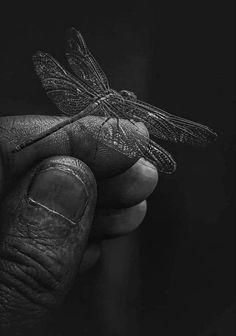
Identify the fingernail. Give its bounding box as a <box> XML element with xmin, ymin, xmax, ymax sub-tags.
<box><xmin>28</xmin><ymin>167</ymin><xmax>88</xmax><ymax>223</ymax></box>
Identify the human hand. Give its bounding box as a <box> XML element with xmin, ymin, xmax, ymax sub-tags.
<box><xmin>0</xmin><ymin>114</ymin><xmax>158</xmax><ymax>335</ymax></box>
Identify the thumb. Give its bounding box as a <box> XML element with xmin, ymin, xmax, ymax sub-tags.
<box><xmin>0</xmin><ymin>156</ymin><xmax>96</xmax><ymax>335</ymax></box>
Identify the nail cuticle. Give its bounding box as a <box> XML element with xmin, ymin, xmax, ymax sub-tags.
<box><xmin>33</xmin><ymin>163</ymin><xmax>89</xmax><ymax>193</ymax></box>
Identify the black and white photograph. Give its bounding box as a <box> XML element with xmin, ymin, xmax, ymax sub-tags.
<box><xmin>0</xmin><ymin>2</ymin><xmax>234</xmax><ymax>335</ymax></box>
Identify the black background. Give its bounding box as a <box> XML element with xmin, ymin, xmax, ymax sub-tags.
<box><xmin>0</xmin><ymin>1</ymin><xmax>234</xmax><ymax>335</ymax></box>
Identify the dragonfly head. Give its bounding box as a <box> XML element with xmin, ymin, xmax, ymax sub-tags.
<box><xmin>119</xmin><ymin>90</ymin><xmax>137</xmax><ymax>101</ymax></box>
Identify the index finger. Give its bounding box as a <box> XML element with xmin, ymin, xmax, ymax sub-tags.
<box><xmin>0</xmin><ymin>115</ymin><xmax>149</xmax><ymax>189</ymax></box>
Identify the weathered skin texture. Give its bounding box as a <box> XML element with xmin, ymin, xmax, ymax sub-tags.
<box><xmin>0</xmin><ymin>157</ymin><xmax>97</xmax><ymax>335</ymax></box>
<box><xmin>0</xmin><ymin>115</ymin><xmax>157</xmax><ymax>335</ymax></box>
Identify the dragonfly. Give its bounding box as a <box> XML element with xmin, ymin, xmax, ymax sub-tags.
<box><xmin>12</xmin><ymin>27</ymin><xmax>217</xmax><ymax>173</ymax></box>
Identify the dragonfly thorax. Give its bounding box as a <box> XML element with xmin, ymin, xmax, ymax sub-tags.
<box><xmin>119</xmin><ymin>90</ymin><xmax>137</xmax><ymax>101</ymax></box>
<box><xmin>95</xmin><ymin>89</ymin><xmax>118</xmax><ymax>101</ymax></box>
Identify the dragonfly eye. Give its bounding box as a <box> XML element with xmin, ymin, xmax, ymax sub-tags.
<box><xmin>120</xmin><ymin>90</ymin><xmax>137</xmax><ymax>101</ymax></box>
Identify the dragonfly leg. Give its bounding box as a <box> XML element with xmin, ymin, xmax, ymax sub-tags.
<box><xmin>114</xmin><ymin>116</ymin><xmax>133</xmax><ymax>149</ymax></box>
<box><xmin>116</xmin><ymin>106</ymin><xmax>139</xmax><ymax>130</ymax></box>
<box><xmin>93</xmin><ymin>116</ymin><xmax>111</xmax><ymax>161</ymax></box>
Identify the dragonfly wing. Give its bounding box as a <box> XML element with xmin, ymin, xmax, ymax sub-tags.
<box><xmin>123</xmin><ymin>99</ymin><xmax>217</xmax><ymax>145</ymax></box>
<box><xmin>93</xmin><ymin>97</ymin><xmax>177</xmax><ymax>173</ymax></box>
<box><xmin>32</xmin><ymin>51</ymin><xmax>95</xmax><ymax>115</ymax></box>
<box><xmin>141</xmin><ymin>138</ymin><xmax>176</xmax><ymax>173</ymax></box>
<box><xmin>80</xmin><ymin>111</ymin><xmax>176</xmax><ymax>173</ymax></box>
<box><xmin>65</xmin><ymin>27</ymin><xmax>109</xmax><ymax>92</ymax></box>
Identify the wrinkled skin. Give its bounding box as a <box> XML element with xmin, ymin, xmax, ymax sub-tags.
<box><xmin>0</xmin><ymin>115</ymin><xmax>158</xmax><ymax>335</ymax></box>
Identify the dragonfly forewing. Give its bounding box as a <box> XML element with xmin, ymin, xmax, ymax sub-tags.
<box><xmin>32</xmin><ymin>51</ymin><xmax>97</xmax><ymax>116</ymax></box>
<box><xmin>66</xmin><ymin>27</ymin><xmax>110</xmax><ymax>91</ymax></box>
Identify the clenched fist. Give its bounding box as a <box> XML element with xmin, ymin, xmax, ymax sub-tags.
<box><xmin>0</xmin><ymin>114</ymin><xmax>158</xmax><ymax>335</ymax></box>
